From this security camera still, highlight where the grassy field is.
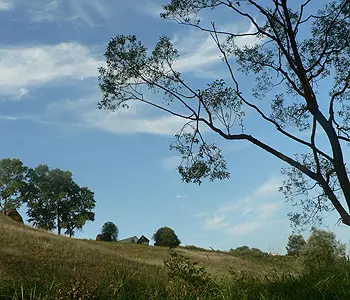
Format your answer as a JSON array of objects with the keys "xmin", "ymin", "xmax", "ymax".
[{"xmin": 0, "ymin": 215, "xmax": 349, "ymax": 299}]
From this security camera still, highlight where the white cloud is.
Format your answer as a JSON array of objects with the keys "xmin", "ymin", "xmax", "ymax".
[
  {"xmin": 84, "ymin": 110, "xmax": 188, "ymax": 135},
  {"xmin": 227, "ymin": 221, "xmax": 263, "ymax": 235},
  {"xmin": 0, "ymin": 43, "xmax": 102, "ymax": 97},
  {"xmin": 0, "ymin": 0, "xmax": 11, "ymax": 10},
  {"xmin": 25, "ymin": 0, "xmax": 162, "ymax": 26},
  {"xmin": 43, "ymin": 93, "xmax": 191, "ymax": 136},
  {"xmin": 162, "ymin": 156, "xmax": 182, "ymax": 171},
  {"xmin": 192, "ymin": 212, "xmax": 207, "ymax": 218},
  {"xmin": 173, "ymin": 21, "xmax": 260, "ymax": 75},
  {"xmin": 257, "ymin": 203, "xmax": 280, "ymax": 219},
  {"xmin": 255, "ymin": 177, "xmax": 281, "ymax": 198},
  {"xmin": 201, "ymin": 177, "xmax": 282, "ymax": 235},
  {"xmin": 219, "ymin": 177, "xmax": 281, "ymax": 213},
  {"xmin": 205, "ymin": 214, "xmax": 230, "ymax": 229}
]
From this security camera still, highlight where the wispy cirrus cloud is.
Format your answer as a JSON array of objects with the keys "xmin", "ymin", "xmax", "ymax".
[
  {"xmin": 21, "ymin": 0, "xmax": 163, "ymax": 26},
  {"xmin": 227, "ymin": 221, "xmax": 264, "ymax": 236},
  {"xmin": 0, "ymin": 0, "xmax": 11, "ymax": 10},
  {"xmin": 205, "ymin": 214, "xmax": 230, "ymax": 229},
  {"xmin": 0, "ymin": 42, "xmax": 101, "ymax": 98},
  {"xmin": 219, "ymin": 177, "xmax": 281, "ymax": 214},
  {"xmin": 201, "ymin": 176, "xmax": 282, "ymax": 236},
  {"xmin": 173, "ymin": 21, "xmax": 259, "ymax": 76},
  {"xmin": 41, "ymin": 93, "xmax": 190, "ymax": 136}
]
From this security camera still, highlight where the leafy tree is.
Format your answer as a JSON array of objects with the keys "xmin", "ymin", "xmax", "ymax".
[
  {"xmin": 299, "ymin": 229, "xmax": 346, "ymax": 269},
  {"xmin": 61, "ymin": 185, "xmax": 95, "ymax": 237},
  {"xmin": 98, "ymin": 1, "xmax": 350, "ymax": 229},
  {"xmin": 101, "ymin": 221, "xmax": 119, "ymax": 241},
  {"xmin": 153, "ymin": 226, "xmax": 181, "ymax": 248},
  {"xmin": 286, "ymin": 234, "xmax": 306, "ymax": 256},
  {"xmin": 25, "ymin": 165, "xmax": 95, "ymax": 235},
  {"xmin": 0, "ymin": 158, "xmax": 28, "ymax": 215}
]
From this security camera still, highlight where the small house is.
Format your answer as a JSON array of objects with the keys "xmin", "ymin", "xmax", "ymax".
[
  {"xmin": 118, "ymin": 235, "xmax": 150, "ymax": 246},
  {"xmin": 137, "ymin": 235, "xmax": 150, "ymax": 245}
]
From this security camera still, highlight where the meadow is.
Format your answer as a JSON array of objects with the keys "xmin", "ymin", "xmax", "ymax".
[{"xmin": 0, "ymin": 215, "xmax": 349, "ymax": 299}]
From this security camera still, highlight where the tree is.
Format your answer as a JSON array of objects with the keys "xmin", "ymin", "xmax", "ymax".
[
  {"xmin": 101, "ymin": 221, "xmax": 119, "ymax": 241},
  {"xmin": 98, "ymin": 1, "xmax": 350, "ymax": 229},
  {"xmin": 25, "ymin": 165, "xmax": 96, "ymax": 235},
  {"xmin": 153, "ymin": 226, "xmax": 181, "ymax": 247},
  {"xmin": 299, "ymin": 228, "xmax": 346, "ymax": 269},
  {"xmin": 286, "ymin": 234, "xmax": 306, "ymax": 256},
  {"xmin": 61, "ymin": 186, "xmax": 96, "ymax": 237},
  {"xmin": 0, "ymin": 158, "xmax": 28, "ymax": 215}
]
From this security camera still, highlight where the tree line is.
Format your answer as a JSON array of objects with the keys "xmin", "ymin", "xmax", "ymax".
[{"xmin": 0, "ymin": 158, "xmax": 95, "ymax": 237}]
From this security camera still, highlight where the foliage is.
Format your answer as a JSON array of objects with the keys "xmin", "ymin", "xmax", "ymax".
[
  {"xmin": 153, "ymin": 226, "xmax": 180, "ymax": 248},
  {"xmin": 299, "ymin": 229, "xmax": 346, "ymax": 270},
  {"xmin": 24, "ymin": 165, "xmax": 95, "ymax": 235},
  {"xmin": 286, "ymin": 234, "xmax": 306, "ymax": 256},
  {"xmin": 98, "ymin": 0, "xmax": 350, "ymax": 229},
  {"xmin": 101, "ymin": 221, "xmax": 119, "ymax": 241},
  {"xmin": 164, "ymin": 250, "xmax": 215, "ymax": 297},
  {"xmin": 230, "ymin": 245, "xmax": 269, "ymax": 259},
  {"xmin": 0, "ymin": 158, "xmax": 28, "ymax": 215},
  {"xmin": 4, "ymin": 214, "xmax": 350, "ymax": 299}
]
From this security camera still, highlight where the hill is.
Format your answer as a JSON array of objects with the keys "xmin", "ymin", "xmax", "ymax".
[{"xmin": 0, "ymin": 215, "xmax": 318, "ymax": 299}]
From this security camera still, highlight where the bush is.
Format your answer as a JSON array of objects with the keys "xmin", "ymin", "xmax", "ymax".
[
  {"xmin": 230, "ymin": 246, "xmax": 269, "ymax": 259},
  {"xmin": 299, "ymin": 229, "xmax": 346, "ymax": 270}
]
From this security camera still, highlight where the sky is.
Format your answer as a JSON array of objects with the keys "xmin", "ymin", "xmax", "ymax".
[{"xmin": 0, "ymin": 0, "xmax": 349, "ymax": 253}]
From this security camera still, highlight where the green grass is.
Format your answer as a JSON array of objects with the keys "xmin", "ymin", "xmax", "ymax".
[{"xmin": 1, "ymin": 215, "xmax": 350, "ymax": 299}]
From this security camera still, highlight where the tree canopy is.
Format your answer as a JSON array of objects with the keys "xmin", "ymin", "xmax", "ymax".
[
  {"xmin": 25, "ymin": 165, "xmax": 95, "ymax": 236},
  {"xmin": 99, "ymin": 0, "xmax": 350, "ymax": 229},
  {"xmin": 299, "ymin": 228, "xmax": 346, "ymax": 269},
  {"xmin": 286, "ymin": 234, "xmax": 306, "ymax": 256},
  {"xmin": 101, "ymin": 221, "xmax": 119, "ymax": 241},
  {"xmin": 0, "ymin": 158, "xmax": 28, "ymax": 215},
  {"xmin": 153, "ymin": 226, "xmax": 181, "ymax": 248}
]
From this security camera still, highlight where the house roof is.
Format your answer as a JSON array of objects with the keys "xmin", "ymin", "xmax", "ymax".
[
  {"xmin": 137, "ymin": 235, "xmax": 149, "ymax": 242},
  {"xmin": 118, "ymin": 236, "xmax": 138, "ymax": 243}
]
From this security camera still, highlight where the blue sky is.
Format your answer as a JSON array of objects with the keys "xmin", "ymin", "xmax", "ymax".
[{"xmin": 1, "ymin": 0, "xmax": 349, "ymax": 253}]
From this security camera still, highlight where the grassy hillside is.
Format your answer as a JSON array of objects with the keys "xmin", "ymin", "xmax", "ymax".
[
  {"xmin": 0, "ymin": 215, "xmax": 294, "ymax": 281},
  {"xmin": 1, "ymin": 215, "xmax": 349, "ymax": 299}
]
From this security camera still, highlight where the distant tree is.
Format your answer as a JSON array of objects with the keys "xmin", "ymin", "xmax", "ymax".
[
  {"xmin": 61, "ymin": 186, "xmax": 96, "ymax": 237},
  {"xmin": 299, "ymin": 229, "xmax": 346, "ymax": 269},
  {"xmin": 25, "ymin": 165, "xmax": 95, "ymax": 235},
  {"xmin": 230, "ymin": 245, "xmax": 268, "ymax": 258},
  {"xmin": 0, "ymin": 158, "xmax": 28, "ymax": 215},
  {"xmin": 101, "ymin": 222, "xmax": 119, "ymax": 241},
  {"xmin": 286, "ymin": 234, "xmax": 306, "ymax": 256},
  {"xmin": 153, "ymin": 226, "xmax": 180, "ymax": 248}
]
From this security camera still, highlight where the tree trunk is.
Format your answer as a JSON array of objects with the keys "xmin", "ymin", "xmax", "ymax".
[{"xmin": 57, "ymin": 215, "xmax": 61, "ymax": 235}]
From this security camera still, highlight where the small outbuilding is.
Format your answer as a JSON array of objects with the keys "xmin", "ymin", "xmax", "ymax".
[
  {"xmin": 119, "ymin": 235, "xmax": 150, "ymax": 246},
  {"xmin": 137, "ymin": 235, "xmax": 150, "ymax": 245}
]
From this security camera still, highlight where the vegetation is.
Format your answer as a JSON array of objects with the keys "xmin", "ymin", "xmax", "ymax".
[
  {"xmin": 98, "ymin": 0, "xmax": 350, "ymax": 230},
  {"xmin": 100, "ymin": 221, "xmax": 119, "ymax": 241},
  {"xmin": 0, "ymin": 158, "xmax": 28, "ymax": 215},
  {"xmin": 1, "ymin": 216, "xmax": 350, "ymax": 299},
  {"xmin": 24, "ymin": 164, "xmax": 95, "ymax": 236},
  {"xmin": 230, "ymin": 245, "xmax": 269, "ymax": 258},
  {"xmin": 153, "ymin": 226, "xmax": 181, "ymax": 248},
  {"xmin": 299, "ymin": 228, "xmax": 346, "ymax": 270},
  {"xmin": 286, "ymin": 234, "xmax": 306, "ymax": 256}
]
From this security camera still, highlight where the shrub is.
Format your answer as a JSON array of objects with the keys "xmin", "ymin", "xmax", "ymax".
[{"xmin": 299, "ymin": 229, "xmax": 346, "ymax": 270}]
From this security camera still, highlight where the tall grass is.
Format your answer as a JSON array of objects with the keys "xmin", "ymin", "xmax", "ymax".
[{"xmin": 1, "ymin": 215, "xmax": 350, "ymax": 299}]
